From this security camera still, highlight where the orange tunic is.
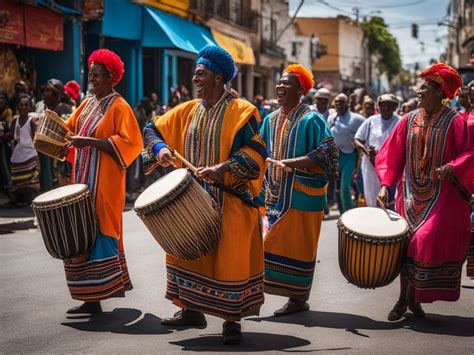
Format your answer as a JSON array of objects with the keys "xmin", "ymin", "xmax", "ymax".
[
  {"xmin": 150, "ymin": 95, "xmax": 266, "ymax": 321},
  {"xmin": 65, "ymin": 95, "xmax": 143, "ymax": 244},
  {"xmin": 62, "ymin": 94, "xmax": 142, "ymax": 302}
]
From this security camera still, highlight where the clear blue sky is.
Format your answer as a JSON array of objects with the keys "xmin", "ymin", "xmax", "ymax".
[{"xmin": 289, "ymin": 0, "xmax": 450, "ymax": 69}]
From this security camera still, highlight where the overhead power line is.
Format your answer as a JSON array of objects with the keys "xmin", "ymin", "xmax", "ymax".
[
  {"xmin": 308, "ymin": 0, "xmax": 353, "ymax": 15},
  {"xmin": 324, "ymin": 0, "xmax": 427, "ymax": 9}
]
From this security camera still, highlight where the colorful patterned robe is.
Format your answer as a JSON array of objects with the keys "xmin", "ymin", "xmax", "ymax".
[
  {"xmin": 143, "ymin": 91, "xmax": 267, "ymax": 321},
  {"xmin": 259, "ymin": 104, "xmax": 339, "ymax": 301},
  {"xmin": 376, "ymin": 106, "xmax": 473, "ymax": 303},
  {"xmin": 63, "ymin": 93, "xmax": 143, "ymax": 301}
]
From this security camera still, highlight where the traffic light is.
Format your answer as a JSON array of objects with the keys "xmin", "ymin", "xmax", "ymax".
[{"xmin": 411, "ymin": 24, "xmax": 418, "ymax": 39}]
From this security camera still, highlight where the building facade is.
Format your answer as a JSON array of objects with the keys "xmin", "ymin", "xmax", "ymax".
[
  {"xmin": 1, "ymin": 0, "xmax": 318, "ymax": 106},
  {"xmin": 445, "ymin": 0, "xmax": 473, "ymax": 70},
  {"xmin": 295, "ymin": 16, "xmax": 369, "ymax": 94},
  {"xmin": 0, "ymin": 0, "xmax": 83, "ymax": 97}
]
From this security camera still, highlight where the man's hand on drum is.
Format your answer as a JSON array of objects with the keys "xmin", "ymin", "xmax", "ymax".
[
  {"xmin": 377, "ymin": 185, "xmax": 390, "ymax": 208},
  {"xmin": 435, "ymin": 164, "xmax": 455, "ymax": 182},
  {"xmin": 157, "ymin": 147, "xmax": 175, "ymax": 167},
  {"xmin": 196, "ymin": 162, "xmax": 230, "ymax": 184}
]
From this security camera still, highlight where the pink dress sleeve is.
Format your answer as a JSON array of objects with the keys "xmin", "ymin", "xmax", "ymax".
[
  {"xmin": 449, "ymin": 115, "xmax": 474, "ymax": 192},
  {"xmin": 375, "ymin": 116, "xmax": 408, "ymax": 188}
]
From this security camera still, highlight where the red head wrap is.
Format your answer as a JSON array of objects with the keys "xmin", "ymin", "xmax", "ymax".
[
  {"xmin": 88, "ymin": 49, "xmax": 124, "ymax": 86},
  {"xmin": 64, "ymin": 80, "xmax": 80, "ymax": 101},
  {"xmin": 420, "ymin": 63, "xmax": 462, "ymax": 99},
  {"xmin": 283, "ymin": 64, "xmax": 315, "ymax": 94}
]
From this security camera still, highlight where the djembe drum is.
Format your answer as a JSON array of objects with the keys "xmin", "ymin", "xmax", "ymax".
[
  {"xmin": 337, "ymin": 207, "xmax": 411, "ymax": 288},
  {"xmin": 34, "ymin": 109, "xmax": 69, "ymax": 161},
  {"xmin": 134, "ymin": 168, "xmax": 221, "ymax": 260},
  {"xmin": 32, "ymin": 184, "xmax": 97, "ymax": 260}
]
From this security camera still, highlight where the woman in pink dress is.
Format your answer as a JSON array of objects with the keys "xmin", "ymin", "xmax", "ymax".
[{"xmin": 376, "ymin": 63, "xmax": 473, "ymax": 321}]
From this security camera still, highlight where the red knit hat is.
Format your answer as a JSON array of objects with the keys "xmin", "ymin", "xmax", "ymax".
[
  {"xmin": 64, "ymin": 80, "xmax": 80, "ymax": 101},
  {"xmin": 420, "ymin": 63, "xmax": 462, "ymax": 99},
  {"xmin": 283, "ymin": 64, "xmax": 315, "ymax": 94},
  {"xmin": 88, "ymin": 49, "xmax": 124, "ymax": 86}
]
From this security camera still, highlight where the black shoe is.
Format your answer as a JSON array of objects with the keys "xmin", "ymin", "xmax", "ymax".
[
  {"xmin": 273, "ymin": 299, "xmax": 309, "ymax": 317},
  {"xmin": 387, "ymin": 300, "xmax": 407, "ymax": 321},
  {"xmin": 161, "ymin": 309, "xmax": 207, "ymax": 327},
  {"xmin": 222, "ymin": 321, "xmax": 242, "ymax": 345},
  {"xmin": 408, "ymin": 303, "xmax": 426, "ymax": 318},
  {"xmin": 67, "ymin": 301, "xmax": 102, "ymax": 315}
]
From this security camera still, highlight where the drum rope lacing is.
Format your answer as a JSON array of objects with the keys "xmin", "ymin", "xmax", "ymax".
[
  {"xmin": 337, "ymin": 216, "xmax": 412, "ymax": 289},
  {"xmin": 33, "ymin": 190, "xmax": 97, "ymax": 259},
  {"xmin": 136, "ymin": 176, "xmax": 221, "ymax": 260}
]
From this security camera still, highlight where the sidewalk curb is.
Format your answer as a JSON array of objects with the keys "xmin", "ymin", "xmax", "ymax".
[{"xmin": 0, "ymin": 218, "xmax": 36, "ymax": 234}]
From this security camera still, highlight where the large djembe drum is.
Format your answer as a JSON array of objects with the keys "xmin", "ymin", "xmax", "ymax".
[
  {"xmin": 32, "ymin": 184, "xmax": 97, "ymax": 259},
  {"xmin": 337, "ymin": 207, "xmax": 411, "ymax": 288},
  {"xmin": 33, "ymin": 109, "xmax": 69, "ymax": 161},
  {"xmin": 134, "ymin": 168, "xmax": 221, "ymax": 260}
]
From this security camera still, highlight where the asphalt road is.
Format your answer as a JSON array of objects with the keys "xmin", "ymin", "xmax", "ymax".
[{"xmin": 1, "ymin": 211, "xmax": 473, "ymax": 354}]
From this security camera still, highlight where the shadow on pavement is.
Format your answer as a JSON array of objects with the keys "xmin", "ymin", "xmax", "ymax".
[
  {"xmin": 62, "ymin": 307, "xmax": 172, "ymax": 335},
  {"xmin": 0, "ymin": 206, "xmax": 34, "ymax": 218},
  {"xmin": 402, "ymin": 313, "xmax": 474, "ymax": 337},
  {"xmin": 247, "ymin": 310, "xmax": 474, "ymax": 337},
  {"xmin": 247, "ymin": 310, "xmax": 401, "ymax": 334},
  {"xmin": 169, "ymin": 332, "xmax": 314, "ymax": 352}
]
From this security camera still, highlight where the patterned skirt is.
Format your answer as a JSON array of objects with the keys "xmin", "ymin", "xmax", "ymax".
[
  {"xmin": 10, "ymin": 157, "xmax": 40, "ymax": 193},
  {"xmin": 165, "ymin": 195, "xmax": 264, "ymax": 321},
  {"xmin": 404, "ymin": 257, "xmax": 465, "ymax": 303},
  {"xmin": 63, "ymin": 232, "xmax": 132, "ymax": 302},
  {"xmin": 264, "ymin": 209, "xmax": 323, "ymax": 301},
  {"xmin": 467, "ymin": 228, "xmax": 474, "ymax": 277},
  {"xmin": 401, "ymin": 200, "xmax": 472, "ymax": 303}
]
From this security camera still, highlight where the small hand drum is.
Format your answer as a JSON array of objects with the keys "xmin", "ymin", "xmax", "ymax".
[
  {"xmin": 34, "ymin": 109, "xmax": 69, "ymax": 161},
  {"xmin": 337, "ymin": 207, "xmax": 411, "ymax": 288},
  {"xmin": 134, "ymin": 168, "xmax": 221, "ymax": 260}
]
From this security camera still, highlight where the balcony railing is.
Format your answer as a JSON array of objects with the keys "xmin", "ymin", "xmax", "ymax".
[
  {"xmin": 261, "ymin": 39, "xmax": 286, "ymax": 59},
  {"xmin": 190, "ymin": 0, "xmax": 257, "ymax": 31}
]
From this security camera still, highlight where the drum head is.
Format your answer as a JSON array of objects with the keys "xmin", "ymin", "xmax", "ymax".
[
  {"xmin": 340, "ymin": 207, "xmax": 409, "ymax": 238},
  {"xmin": 134, "ymin": 168, "xmax": 189, "ymax": 209},
  {"xmin": 33, "ymin": 184, "xmax": 88, "ymax": 204}
]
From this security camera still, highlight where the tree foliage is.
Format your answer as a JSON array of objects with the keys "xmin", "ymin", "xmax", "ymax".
[{"xmin": 361, "ymin": 16, "xmax": 402, "ymax": 78}]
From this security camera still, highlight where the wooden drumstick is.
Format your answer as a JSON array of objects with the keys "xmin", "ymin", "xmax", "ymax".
[
  {"xmin": 172, "ymin": 150, "xmax": 197, "ymax": 174},
  {"xmin": 266, "ymin": 158, "xmax": 293, "ymax": 172},
  {"xmin": 173, "ymin": 150, "xmax": 257, "ymax": 208},
  {"xmin": 376, "ymin": 197, "xmax": 393, "ymax": 220}
]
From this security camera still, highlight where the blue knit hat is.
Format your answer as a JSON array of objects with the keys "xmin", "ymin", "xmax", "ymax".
[{"xmin": 196, "ymin": 45, "xmax": 236, "ymax": 83}]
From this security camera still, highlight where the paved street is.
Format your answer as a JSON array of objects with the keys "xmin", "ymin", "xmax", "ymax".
[{"xmin": 1, "ymin": 210, "xmax": 473, "ymax": 354}]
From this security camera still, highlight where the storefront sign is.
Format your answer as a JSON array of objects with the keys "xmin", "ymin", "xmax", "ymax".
[
  {"xmin": 0, "ymin": 0, "xmax": 25, "ymax": 46},
  {"xmin": 0, "ymin": 0, "xmax": 64, "ymax": 51}
]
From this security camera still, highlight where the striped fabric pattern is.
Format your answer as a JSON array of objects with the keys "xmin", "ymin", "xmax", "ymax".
[
  {"xmin": 165, "ymin": 265, "xmax": 264, "ymax": 321},
  {"xmin": 264, "ymin": 252, "xmax": 315, "ymax": 301},
  {"xmin": 74, "ymin": 92, "xmax": 119, "ymax": 189},
  {"xmin": 10, "ymin": 157, "xmax": 40, "ymax": 192},
  {"xmin": 184, "ymin": 91, "xmax": 233, "ymax": 208},
  {"xmin": 405, "ymin": 257, "xmax": 464, "ymax": 295},
  {"xmin": 404, "ymin": 107, "xmax": 456, "ymax": 231},
  {"xmin": 64, "ymin": 252, "xmax": 132, "ymax": 302},
  {"xmin": 467, "ymin": 230, "xmax": 474, "ymax": 277}
]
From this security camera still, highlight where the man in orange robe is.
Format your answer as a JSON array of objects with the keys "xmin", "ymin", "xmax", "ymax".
[{"xmin": 143, "ymin": 45, "xmax": 266, "ymax": 344}]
